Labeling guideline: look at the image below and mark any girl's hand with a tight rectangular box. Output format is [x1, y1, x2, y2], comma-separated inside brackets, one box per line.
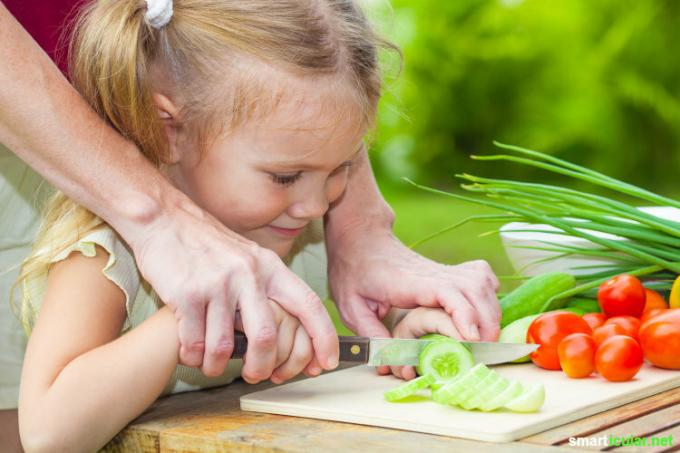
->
[390, 307, 464, 381]
[235, 300, 319, 384]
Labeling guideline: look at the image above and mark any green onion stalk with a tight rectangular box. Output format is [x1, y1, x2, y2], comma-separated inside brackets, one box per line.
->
[406, 142, 680, 308]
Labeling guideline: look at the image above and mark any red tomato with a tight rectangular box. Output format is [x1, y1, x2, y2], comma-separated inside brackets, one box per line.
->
[592, 324, 627, 347]
[639, 308, 680, 339]
[604, 316, 641, 339]
[641, 308, 667, 324]
[582, 313, 607, 330]
[595, 335, 643, 381]
[557, 333, 596, 378]
[638, 309, 680, 369]
[598, 275, 646, 318]
[644, 289, 668, 313]
[527, 311, 592, 370]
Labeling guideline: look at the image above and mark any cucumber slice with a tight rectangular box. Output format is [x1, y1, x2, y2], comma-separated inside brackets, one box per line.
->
[460, 375, 510, 410]
[417, 338, 474, 384]
[498, 314, 541, 363]
[478, 380, 523, 412]
[430, 381, 445, 391]
[384, 374, 436, 402]
[503, 383, 545, 413]
[457, 372, 504, 409]
[432, 363, 490, 404]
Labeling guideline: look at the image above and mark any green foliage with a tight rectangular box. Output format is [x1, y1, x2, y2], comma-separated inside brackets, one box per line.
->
[364, 0, 680, 195]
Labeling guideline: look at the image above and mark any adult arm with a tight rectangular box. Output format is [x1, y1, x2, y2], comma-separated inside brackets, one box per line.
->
[0, 5, 338, 377]
[324, 148, 501, 352]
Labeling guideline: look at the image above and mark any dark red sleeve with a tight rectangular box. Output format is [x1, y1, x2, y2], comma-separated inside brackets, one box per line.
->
[4, 0, 88, 76]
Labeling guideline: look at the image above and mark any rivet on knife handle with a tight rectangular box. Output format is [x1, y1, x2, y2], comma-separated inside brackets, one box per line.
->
[339, 336, 370, 363]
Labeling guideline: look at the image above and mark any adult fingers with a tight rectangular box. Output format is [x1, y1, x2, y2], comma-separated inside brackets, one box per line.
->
[267, 259, 338, 371]
[464, 287, 501, 341]
[272, 325, 314, 384]
[347, 296, 392, 376]
[176, 300, 207, 368]
[201, 296, 236, 377]
[238, 280, 278, 384]
[437, 288, 480, 341]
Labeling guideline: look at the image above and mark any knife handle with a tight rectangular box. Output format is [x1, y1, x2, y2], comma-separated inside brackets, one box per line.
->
[231, 333, 369, 363]
[339, 336, 370, 363]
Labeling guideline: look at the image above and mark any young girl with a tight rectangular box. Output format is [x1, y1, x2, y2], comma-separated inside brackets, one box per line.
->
[15, 0, 474, 451]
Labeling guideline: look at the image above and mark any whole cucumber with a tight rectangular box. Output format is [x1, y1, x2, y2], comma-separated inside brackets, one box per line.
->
[566, 298, 601, 313]
[500, 272, 576, 327]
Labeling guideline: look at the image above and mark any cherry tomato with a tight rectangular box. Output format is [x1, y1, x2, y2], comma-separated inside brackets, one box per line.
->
[557, 333, 596, 378]
[638, 308, 680, 369]
[582, 313, 607, 330]
[595, 335, 643, 381]
[527, 311, 592, 370]
[604, 316, 641, 339]
[644, 288, 668, 313]
[592, 324, 627, 347]
[598, 275, 646, 318]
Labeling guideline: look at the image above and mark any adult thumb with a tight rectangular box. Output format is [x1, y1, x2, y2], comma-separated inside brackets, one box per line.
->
[349, 300, 392, 375]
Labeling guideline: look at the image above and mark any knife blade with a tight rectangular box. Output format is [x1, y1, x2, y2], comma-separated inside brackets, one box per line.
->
[231, 333, 538, 366]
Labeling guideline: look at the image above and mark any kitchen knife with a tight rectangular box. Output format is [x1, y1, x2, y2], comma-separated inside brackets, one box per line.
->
[231, 333, 538, 366]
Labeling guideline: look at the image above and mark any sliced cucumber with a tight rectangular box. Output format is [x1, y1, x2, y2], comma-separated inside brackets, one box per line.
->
[417, 337, 474, 384]
[498, 314, 542, 363]
[432, 363, 490, 404]
[461, 375, 510, 410]
[384, 374, 436, 402]
[478, 380, 524, 412]
[455, 370, 501, 408]
[503, 383, 545, 413]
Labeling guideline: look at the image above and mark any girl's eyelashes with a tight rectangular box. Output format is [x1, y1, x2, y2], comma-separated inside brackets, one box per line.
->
[269, 161, 353, 187]
[270, 172, 303, 186]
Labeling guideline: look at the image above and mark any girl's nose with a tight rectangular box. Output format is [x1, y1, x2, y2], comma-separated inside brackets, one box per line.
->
[289, 190, 330, 220]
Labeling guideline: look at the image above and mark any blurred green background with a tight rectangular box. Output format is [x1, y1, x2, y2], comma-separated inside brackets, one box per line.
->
[359, 0, 680, 276]
[327, 0, 680, 333]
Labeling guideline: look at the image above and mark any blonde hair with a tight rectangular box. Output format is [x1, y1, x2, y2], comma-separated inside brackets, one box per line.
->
[13, 0, 399, 333]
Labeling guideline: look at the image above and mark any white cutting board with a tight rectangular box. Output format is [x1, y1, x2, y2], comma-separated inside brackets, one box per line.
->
[240, 363, 680, 443]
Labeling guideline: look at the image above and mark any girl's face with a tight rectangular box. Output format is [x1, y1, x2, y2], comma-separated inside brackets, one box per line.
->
[164, 82, 367, 258]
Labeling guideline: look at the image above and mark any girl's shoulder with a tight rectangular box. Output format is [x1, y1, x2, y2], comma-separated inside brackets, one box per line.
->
[22, 225, 142, 334]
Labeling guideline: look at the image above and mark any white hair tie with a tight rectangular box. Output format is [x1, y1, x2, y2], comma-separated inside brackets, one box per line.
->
[145, 0, 173, 29]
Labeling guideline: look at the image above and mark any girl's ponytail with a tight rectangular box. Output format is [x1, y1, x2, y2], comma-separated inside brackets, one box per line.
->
[69, 0, 169, 165]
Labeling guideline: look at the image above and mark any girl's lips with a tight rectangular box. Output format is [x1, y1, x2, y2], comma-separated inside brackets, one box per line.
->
[268, 225, 306, 238]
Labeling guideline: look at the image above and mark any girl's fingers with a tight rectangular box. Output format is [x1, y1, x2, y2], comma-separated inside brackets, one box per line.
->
[303, 355, 323, 378]
[272, 325, 314, 383]
[273, 318, 298, 369]
[401, 366, 417, 381]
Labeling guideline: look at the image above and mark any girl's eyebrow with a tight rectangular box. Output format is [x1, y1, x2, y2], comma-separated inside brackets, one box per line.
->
[271, 143, 364, 170]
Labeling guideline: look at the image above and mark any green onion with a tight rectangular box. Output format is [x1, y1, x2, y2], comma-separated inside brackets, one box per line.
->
[405, 142, 680, 301]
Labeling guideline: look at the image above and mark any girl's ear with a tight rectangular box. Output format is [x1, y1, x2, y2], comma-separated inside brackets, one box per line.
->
[151, 92, 183, 164]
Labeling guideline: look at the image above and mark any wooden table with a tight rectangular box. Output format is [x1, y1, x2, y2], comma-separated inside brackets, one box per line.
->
[104, 373, 680, 453]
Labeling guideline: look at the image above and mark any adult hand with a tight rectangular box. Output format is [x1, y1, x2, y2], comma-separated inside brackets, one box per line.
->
[129, 196, 339, 379]
[327, 229, 501, 373]
[234, 300, 322, 384]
